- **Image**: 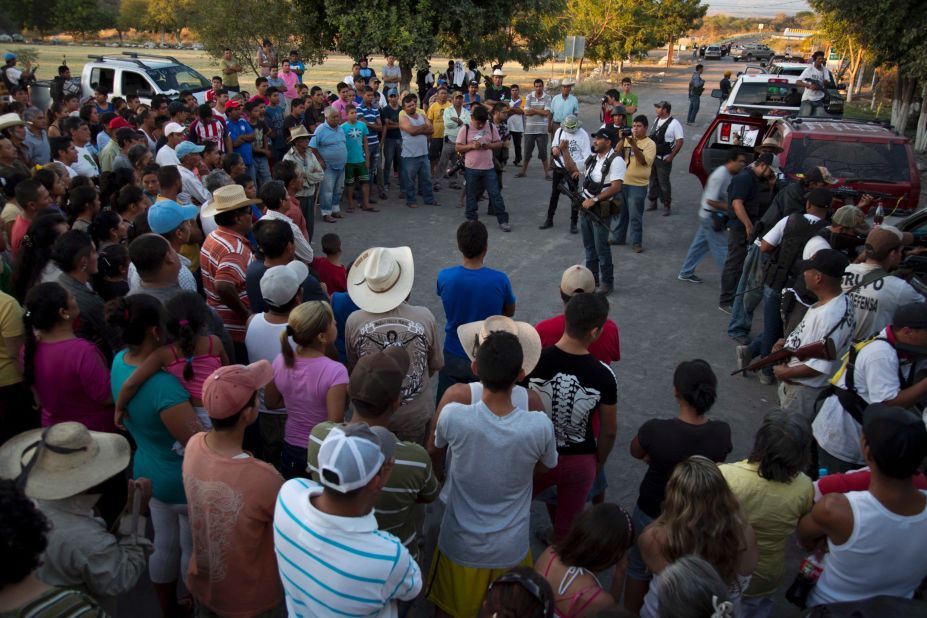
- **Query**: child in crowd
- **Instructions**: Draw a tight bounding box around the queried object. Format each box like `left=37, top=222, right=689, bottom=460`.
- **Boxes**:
left=311, top=233, right=347, bottom=294
left=341, top=105, right=374, bottom=212
left=93, top=244, right=130, bottom=301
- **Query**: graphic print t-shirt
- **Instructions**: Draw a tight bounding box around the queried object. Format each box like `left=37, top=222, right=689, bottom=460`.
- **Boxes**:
left=529, top=345, right=618, bottom=455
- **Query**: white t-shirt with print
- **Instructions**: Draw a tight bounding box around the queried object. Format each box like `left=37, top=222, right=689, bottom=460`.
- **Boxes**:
left=799, top=65, right=832, bottom=102
left=784, top=293, right=855, bottom=387
left=813, top=332, right=902, bottom=464
left=551, top=127, right=591, bottom=171
left=842, top=263, right=924, bottom=341
left=72, top=145, right=99, bottom=178
left=762, top=213, right=830, bottom=258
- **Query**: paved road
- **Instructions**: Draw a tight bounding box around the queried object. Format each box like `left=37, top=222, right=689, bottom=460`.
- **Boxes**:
left=121, top=54, right=805, bottom=617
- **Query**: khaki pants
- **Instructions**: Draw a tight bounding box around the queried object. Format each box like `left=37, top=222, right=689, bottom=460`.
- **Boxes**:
left=778, top=381, right=826, bottom=422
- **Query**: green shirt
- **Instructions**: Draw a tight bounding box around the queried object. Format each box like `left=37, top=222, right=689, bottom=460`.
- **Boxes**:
left=307, top=421, right=441, bottom=561
left=619, top=92, right=638, bottom=126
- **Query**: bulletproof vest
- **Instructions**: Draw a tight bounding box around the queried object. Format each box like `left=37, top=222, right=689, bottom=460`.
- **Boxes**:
left=650, top=116, right=675, bottom=156
left=583, top=152, right=619, bottom=196
left=763, top=213, right=828, bottom=292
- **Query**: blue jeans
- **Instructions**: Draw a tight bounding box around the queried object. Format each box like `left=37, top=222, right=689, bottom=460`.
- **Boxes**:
left=280, top=442, right=309, bottom=480
left=687, top=94, right=701, bottom=123
left=464, top=168, right=509, bottom=224
left=367, top=143, right=381, bottom=193
left=382, top=137, right=401, bottom=187
left=747, top=286, right=782, bottom=377
left=401, top=155, right=435, bottom=205
left=627, top=505, right=656, bottom=581
left=253, top=156, right=272, bottom=188
left=611, top=184, right=647, bottom=246
left=728, top=245, right=767, bottom=340
left=319, top=167, right=344, bottom=215
left=581, top=210, right=612, bottom=287
left=678, top=216, right=728, bottom=277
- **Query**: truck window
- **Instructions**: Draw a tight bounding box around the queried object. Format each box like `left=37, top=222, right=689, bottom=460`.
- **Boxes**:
left=121, top=70, right=151, bottom=96
left=90, top=67, right=115, bottom=94
left=700, top=120, right=760, bottom=177
left=733, top=83, right=803, bottom=107
left=783, top=139, right=911, bottom=182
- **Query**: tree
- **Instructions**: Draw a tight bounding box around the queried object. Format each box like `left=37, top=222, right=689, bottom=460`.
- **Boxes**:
left=647, top=0, right=707, bottom=66
left=565, top=0, right=659, bottom=74
left=147, top=0, right=184, bottom=44
left=817, top=11, right=867, bottom=103
left=0, top=0, right=56, bottom=36
left=54, top=0, right=113, bottom=37
left=118, top=0, right=152, bottom=33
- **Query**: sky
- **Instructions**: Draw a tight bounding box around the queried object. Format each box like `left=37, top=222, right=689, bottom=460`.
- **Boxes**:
left=705, top=0, right=812, bottom=17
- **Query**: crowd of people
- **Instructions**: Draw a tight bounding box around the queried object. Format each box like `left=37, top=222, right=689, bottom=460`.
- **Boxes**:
left=0, top=45, right=925, bottom=618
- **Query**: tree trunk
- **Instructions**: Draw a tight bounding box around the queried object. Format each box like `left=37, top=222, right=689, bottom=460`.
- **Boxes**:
left=577, top=57, right=585, bottom=81
left=399, top=65, right=413, bottom=92
left=891, top=75, right=916, bottom=132
left=159, top=29, right=166, bottom=45
left=870, top=69, right=879, bottom=111
left=915, top=82, right=927, bottom=153
left=854, top=62, right=865, bottom=97
left=666, top=36, right=675, bottom=66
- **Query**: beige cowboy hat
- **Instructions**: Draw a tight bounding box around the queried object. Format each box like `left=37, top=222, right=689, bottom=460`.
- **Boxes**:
left=0, top=422, right=130, bottom=500
left=757, top=137, right=783, bottom=154
left=348, top=246, right=415, bottom=314
left=491, top=69, right=506, bottom=78
left=288, top=125, right=311, bottom=143
left=457, top=315, right=542, bottom=375
left=560, top=78, right=576, bottom=87
left=200, top=184, right=262, bottom=218
left=0, top=112, right=25, bottom=131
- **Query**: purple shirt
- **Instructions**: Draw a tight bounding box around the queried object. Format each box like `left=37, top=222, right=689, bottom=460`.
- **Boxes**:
left=272, top=354, right=348, bottom=447
left=32, top=338, right=114, bottom=432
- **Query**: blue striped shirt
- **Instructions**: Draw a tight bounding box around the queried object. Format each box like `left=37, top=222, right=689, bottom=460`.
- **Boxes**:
left=273, top=479, right=421, bottom=617
left=356, top=104, right=381, bottom=147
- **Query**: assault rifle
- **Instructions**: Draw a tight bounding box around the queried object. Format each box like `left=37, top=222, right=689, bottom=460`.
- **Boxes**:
left=558, top=180, right=611, bottom=231
left=831, top=186, right=896, bottom=202
left=731, top=338, right=836, bottom=376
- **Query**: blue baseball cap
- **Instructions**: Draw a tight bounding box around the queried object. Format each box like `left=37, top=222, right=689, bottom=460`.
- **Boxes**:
left=148, top=200, right=198, bottom=234
left=175, top=141, right=205, bottom=159
left=3, top=52, right=15, bottom=62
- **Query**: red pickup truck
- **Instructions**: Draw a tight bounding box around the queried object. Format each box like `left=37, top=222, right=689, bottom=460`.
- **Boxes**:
left=689, top=115, right=921, bottom=214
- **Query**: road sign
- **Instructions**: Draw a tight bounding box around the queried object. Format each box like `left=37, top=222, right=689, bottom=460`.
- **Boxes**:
left=564, top=36, right=586, bottom=60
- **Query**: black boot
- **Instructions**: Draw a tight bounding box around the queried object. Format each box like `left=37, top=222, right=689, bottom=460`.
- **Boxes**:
left=539, top=219, right=553, bottom=229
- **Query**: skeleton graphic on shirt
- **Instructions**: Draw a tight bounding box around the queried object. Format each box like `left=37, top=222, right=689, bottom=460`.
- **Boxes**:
left=352, top=317, right=428, bottom=404
left=529, top=372, right=601, bottom=447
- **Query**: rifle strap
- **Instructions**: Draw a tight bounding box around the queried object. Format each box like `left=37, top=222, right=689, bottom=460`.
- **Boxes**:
left=845, top=267, right=890, bottom=296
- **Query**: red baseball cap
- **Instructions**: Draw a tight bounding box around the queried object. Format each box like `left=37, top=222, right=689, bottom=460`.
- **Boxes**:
left=224, top=99, right=242, bottom=111
left=202, top=361, right=273, bottom=419
left=108, top=116, right=133, bottom=130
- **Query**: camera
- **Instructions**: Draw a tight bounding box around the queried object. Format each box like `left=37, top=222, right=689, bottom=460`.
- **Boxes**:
left=619, top=127, right=633, bottom=139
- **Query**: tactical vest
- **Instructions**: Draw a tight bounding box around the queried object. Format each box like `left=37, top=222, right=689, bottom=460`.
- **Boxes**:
left=650, top=116, right=675, bottom=156
left=583, top=153, right=623, bottom=217
left=763, top=214, right=827, bottom=292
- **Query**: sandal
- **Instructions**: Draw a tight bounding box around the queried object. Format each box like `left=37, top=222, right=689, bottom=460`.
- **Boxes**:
left=361, top=206, right=380, bottom=212
left=323, top=215, right=337, bottom=223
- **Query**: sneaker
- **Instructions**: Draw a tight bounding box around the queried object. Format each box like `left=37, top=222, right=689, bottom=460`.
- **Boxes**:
left=758, top=372, right=775, bottom=385
left=500, top=222, right=512, bottom=232
left=677, top=273, right=703, bottom=284
left=539, top=219, right=553, bottom=229
left=718, top=303, right=733, bottom=314
left=735, top=345, right=753, bottom=374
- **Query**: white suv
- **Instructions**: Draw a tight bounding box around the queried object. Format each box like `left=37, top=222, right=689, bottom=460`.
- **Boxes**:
left=81, top=52, right=212, bottom=106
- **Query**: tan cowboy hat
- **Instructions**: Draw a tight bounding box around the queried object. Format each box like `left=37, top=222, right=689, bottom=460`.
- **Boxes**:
left=457, top=315, right=542, bottom=375
left=560, top=78, right=576, bottom=87
left=348, top=246, right=415, bottom=314
left=0, top=112, right=25, bottom=131
left=288, top=125, right=311, bottom=143
left=0, top=422, right=130, bottom=500
left=757, top=137, right=783, bottom=154
left=200, top=184, right=262, bottom=218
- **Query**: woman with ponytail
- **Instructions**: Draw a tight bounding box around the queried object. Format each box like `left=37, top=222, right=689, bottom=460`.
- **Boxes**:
left=106, top=293, right=201, bottom=618
left=89, top=209, right=129, bottom=249
left=65, top=185, right=100, bottom=233
left=624, top=359, right=733, bottom=613
left=114, top=291, right=226, bottom=453
left=21, top=282, right=114, bottom=432
left=11, top=209, right=68, bottom=302
left=264, top=300, right=347, bottom=479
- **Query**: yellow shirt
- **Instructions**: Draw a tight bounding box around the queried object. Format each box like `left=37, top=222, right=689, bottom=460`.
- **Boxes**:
left=0, top=291, right=24, bottom=387
left=620, top=137, right=656, bottom=187
left=426, top=101, right=452, bottom=139
left=719, top=460, right=813, bottom=596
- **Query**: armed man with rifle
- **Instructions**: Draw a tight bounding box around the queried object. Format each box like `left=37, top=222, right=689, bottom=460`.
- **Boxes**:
left=813, top=303, right=927, bottom=474
left=736, top=188, right=834, bottom=385
left=541, top=114, right=591, bottom=233
left=772, top=249, right=856, bottom=420
left=578, top=127, right=625, bottom=295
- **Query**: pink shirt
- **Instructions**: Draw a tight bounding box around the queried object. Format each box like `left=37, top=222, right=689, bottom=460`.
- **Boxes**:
left=279, top=71, right=300, bottom=100
left=456, top=120, right=499, bottom=170
left=31, top=338, right=115, bottom=432
left=331, top=99, right=350, bottom=120
left=272, top=354, right=348, bottom=447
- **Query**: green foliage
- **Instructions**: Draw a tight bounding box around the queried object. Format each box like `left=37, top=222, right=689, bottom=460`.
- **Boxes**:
left=117, top=0, right=153, bottom=32
left=647, top=0, right=707, bottom=44
left=0, top=0, right=56, bottom=35
left=566, top=0, right=660, bottom=65
left=53, top=0, right=114, bottom=36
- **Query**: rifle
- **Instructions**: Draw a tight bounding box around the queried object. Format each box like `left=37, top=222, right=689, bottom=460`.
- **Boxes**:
left=830, top=186, right=897, bottom=202
left=731, top=337, right=836, bottom=376
left=558, top=180, right=611, bottom=231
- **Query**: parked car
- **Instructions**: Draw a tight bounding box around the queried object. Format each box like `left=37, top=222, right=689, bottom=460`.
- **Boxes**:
left=80, top=52, right=211, bottom=108
left=714, top=74, right=844, bottom=118
left=732, top=44, right=774, bottom=63
left=704, top=45, right=722, bottom=60
left=689, top=116, right=920, bottom=214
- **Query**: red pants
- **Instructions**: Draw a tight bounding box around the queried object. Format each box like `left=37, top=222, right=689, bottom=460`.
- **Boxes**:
left=533, top=453, right=597, bottom=541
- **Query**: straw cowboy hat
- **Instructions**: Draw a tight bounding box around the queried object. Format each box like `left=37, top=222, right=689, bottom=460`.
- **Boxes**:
left=200, top=184, right=262, bottom=219
left=757, top=137, right=783, bottom=154
left=457, top=315, right=542, bottom=375
left=348, top=246, right=415, bottom=314
left=288, top=125, right=311, bottom=143
left=0, top=422, right=130, bottom=500
left=0, top=112, right=24, bottom=131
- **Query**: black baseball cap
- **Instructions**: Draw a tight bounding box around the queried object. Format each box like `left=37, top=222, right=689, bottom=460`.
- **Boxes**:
left=798, top=248, right=849, bottom=279
left=591, top=127, right=618, bottom=144
left=893, top=303, right=927, bottom=330
left=807, top=188, right=833, bottom=209
left=862, top=403, right=927, bottom=478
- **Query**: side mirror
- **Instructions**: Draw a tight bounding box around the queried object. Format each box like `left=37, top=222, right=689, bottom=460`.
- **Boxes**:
left=711, top=89, right=723, bottom=99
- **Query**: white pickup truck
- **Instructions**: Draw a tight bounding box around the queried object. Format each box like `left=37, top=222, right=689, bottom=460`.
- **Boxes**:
left=81, top=52, right=212, bottom=106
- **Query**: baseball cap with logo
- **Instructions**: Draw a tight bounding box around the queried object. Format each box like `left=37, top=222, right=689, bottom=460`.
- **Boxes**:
left=865, top=225, right=913, bottom=258
left=349, top=347, right=410, bottom=408
left=260, top=261, right=309, bottom=309
left=798, top=248, right=850, bottom=279
left=202, top=361, right=274, bottom=419
left=801, top=165, right=837, bottom=185
left=163, top=122, right=186, bottom=137
left=147, top=200, right=198, bottom=234
left=560, top=265, right=596, bottom=295
left=862, top=403, right=927, bottom=478
left=317, top=424, right=397, bottom=493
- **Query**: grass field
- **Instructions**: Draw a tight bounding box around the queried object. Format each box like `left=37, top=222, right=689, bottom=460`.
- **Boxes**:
left=4, top=43, right=628, bottom=93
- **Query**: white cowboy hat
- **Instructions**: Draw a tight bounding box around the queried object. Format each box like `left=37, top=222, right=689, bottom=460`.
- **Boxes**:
left=200, top=184, right=262, bottom=218
left=0, top=112, right=24, bottom=131
left=0, top=422, right=130, bottom=500
left=348, top=247, right=415, bottom=314
left=560, top=78, right=576, bottom=87
left=457, top=315, right=542, bottom=375
left=492, top=69, right=506, bottom=77
left=288, top=125, right=311, bottom=143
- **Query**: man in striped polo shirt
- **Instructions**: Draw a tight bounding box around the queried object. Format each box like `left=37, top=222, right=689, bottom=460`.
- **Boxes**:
left=308, top=347, right=441, bottom=564
left=275, top=418, right=421, bottom=615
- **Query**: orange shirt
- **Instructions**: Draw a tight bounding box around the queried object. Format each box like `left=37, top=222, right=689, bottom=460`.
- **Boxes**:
left=200, top=227, right=251, bottom=341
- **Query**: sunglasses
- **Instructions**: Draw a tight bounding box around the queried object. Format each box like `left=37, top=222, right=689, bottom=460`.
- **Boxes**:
left=488, top=571, right=553, bottom=618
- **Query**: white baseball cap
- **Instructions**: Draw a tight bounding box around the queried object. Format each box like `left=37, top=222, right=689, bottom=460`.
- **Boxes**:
left=260, top=261, right=308, bottom=309
left=163, top=122, right=186, bottom=137
left=317, top=424, right=397, bottom=493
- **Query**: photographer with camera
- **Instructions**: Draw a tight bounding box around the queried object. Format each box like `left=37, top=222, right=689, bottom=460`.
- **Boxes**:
left=541, top=114, right=591, bottom=233
left=610, top=116, right=656, bottom=253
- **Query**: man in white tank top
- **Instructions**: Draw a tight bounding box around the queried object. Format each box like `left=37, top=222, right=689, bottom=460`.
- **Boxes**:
left=798, top=403, right=927, bottom=606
